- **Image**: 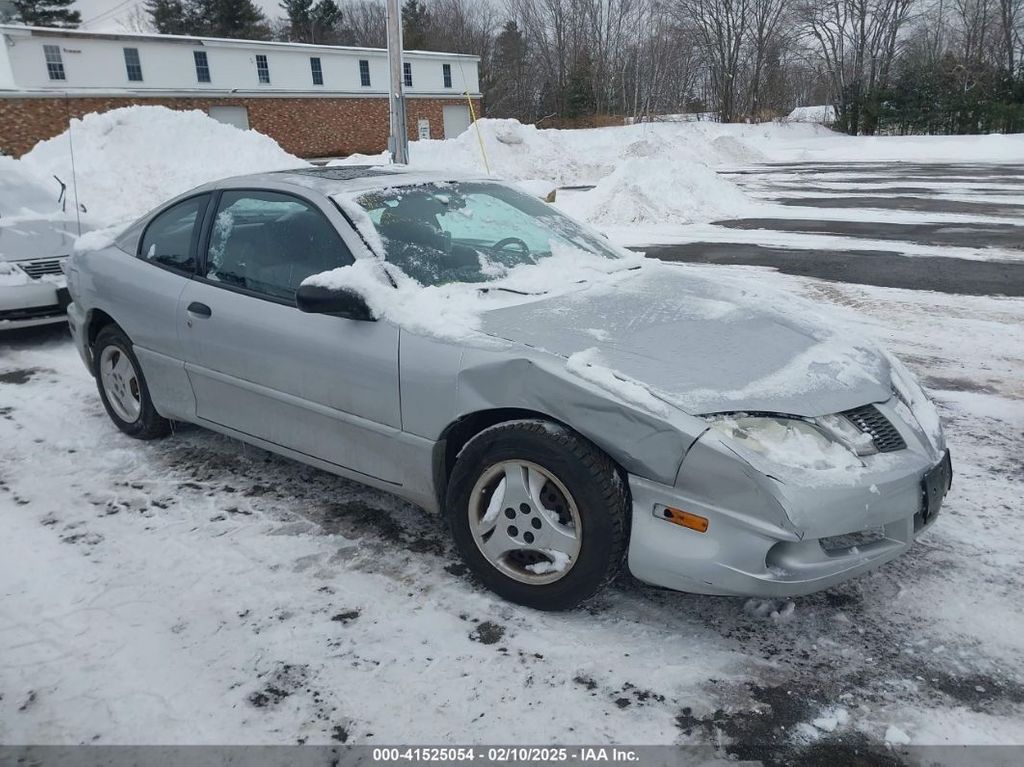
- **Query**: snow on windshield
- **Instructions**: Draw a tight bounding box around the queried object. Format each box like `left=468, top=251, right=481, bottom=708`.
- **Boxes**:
left=301, top=241, right=646, bottom=340
left=342, top=181, right=624, bottom=287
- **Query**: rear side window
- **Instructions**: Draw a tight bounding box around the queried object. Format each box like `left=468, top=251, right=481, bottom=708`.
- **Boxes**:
left=205, top=190, right=353, bottom=302
left=139, top=195, right=208, bottom=272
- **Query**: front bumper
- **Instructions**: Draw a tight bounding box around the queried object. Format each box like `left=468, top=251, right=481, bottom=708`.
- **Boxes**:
left=0, top=279, right=70, bottom=330
left=626, top=450, right=950, bottom=598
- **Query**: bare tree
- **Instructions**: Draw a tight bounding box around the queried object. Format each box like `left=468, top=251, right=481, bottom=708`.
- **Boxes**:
left=800, top=0, right=913, bottom=134
left=746, top=0, right=791, bottom=118
left=678, top=0, right=751, bottom=121
left=996, top=0, right=1023, bottom=72
left=344, top=0, right=387, bottom=47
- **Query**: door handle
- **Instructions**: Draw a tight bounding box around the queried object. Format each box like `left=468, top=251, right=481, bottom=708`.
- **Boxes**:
left=187, top=301, right=212, bottom=318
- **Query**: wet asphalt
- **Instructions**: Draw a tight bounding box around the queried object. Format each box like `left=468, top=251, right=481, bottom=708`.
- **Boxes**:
left=643, top=163, right=1024, bottom=296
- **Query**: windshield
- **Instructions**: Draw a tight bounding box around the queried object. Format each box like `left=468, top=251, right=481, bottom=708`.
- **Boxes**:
left=351, top=181, right=623, bottom=286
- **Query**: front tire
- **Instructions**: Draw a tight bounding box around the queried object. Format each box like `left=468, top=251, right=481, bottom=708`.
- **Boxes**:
left=92, top=324, right=170, bottom=440
left=446, top=420, right=628, bottom=611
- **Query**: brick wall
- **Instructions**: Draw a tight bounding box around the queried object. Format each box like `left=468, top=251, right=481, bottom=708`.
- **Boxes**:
left=0, top=95, right=482, bottom=158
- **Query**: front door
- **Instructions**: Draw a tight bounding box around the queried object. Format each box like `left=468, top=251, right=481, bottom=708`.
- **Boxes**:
left=178, top=189, right=403, bottom=483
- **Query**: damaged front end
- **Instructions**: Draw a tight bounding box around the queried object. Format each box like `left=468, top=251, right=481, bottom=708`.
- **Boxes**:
left=627, top=389, right=951, bottom=598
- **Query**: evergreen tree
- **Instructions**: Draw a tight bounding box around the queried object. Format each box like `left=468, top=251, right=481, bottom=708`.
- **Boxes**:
left=565, top=51, right=596, bottom=118
left=401, top=0, right=430, bottom=50
left=146, top=0, right=271, bottom=40
left=198, top=0, right=271, bottom=40
left=281, top=0, right=342, bottom=44
left=490, top=21, right=530, bottom=119
left=12, top=0, right=81, bottom=27
left=145, top=0, right=192, bottom=35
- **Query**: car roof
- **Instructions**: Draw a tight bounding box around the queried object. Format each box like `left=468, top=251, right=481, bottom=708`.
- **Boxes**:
left=205, top=165, right=492, bottom=198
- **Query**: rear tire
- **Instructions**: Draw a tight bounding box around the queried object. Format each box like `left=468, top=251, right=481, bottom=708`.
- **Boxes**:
left=92, top=324, right=170, bottom=440
left=446, top=420, right=628, bottom=611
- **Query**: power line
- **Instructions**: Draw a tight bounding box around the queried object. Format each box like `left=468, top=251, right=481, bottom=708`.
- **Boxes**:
left=79, top=0, right=139, bottom=29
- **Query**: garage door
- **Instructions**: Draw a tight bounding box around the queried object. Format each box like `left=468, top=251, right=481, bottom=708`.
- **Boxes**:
left=208, top=106, right=250, bottom=130
left=443, top=105, right=471, bottom=139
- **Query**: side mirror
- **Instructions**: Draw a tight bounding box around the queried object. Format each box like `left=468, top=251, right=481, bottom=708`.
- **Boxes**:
left=295, top=284, right=375, bottom=321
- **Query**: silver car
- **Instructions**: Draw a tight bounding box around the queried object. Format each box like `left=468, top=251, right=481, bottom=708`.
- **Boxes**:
left=65, top=167, right=952, bottom=610
left=0, top=220, right=78, bottom=330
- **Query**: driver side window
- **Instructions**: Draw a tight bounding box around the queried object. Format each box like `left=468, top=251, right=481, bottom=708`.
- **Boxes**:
left=205, top=191, right=353, bottom=302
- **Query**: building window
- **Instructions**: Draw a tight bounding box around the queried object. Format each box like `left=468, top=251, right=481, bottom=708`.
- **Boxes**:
left=442, top=63, right=452, bottom=88
left=310, top=57, right=323, bottom=86
left=194, top=51, right=211, bottom=83
left=123, top=48, right=143, bottom=82
left=358, top=59, right=370, bottom=87
left=43, top=45, right=65, bottom=81
left=256, top=54, right=270, bottom=84
left=403, top=61, right=412, bottom=87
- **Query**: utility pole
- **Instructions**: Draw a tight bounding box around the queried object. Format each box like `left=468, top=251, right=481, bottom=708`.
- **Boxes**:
left=386, top=0, right=409, bottom=164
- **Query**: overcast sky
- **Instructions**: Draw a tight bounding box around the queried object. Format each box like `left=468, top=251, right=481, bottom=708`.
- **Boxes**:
left=74, top=0, right=285, bottom=33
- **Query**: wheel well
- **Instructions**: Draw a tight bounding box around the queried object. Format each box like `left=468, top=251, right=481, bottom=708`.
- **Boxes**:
left=434, top=408, right=629, bottom=509
left=86, top=309, right=117, bottom=349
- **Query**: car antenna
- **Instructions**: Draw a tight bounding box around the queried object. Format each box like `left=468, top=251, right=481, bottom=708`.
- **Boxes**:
left=63, top=92, right=83, bottom=237
left=457, top=59, right=490, bottom=175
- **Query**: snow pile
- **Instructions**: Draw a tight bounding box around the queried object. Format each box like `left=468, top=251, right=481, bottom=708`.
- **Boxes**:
left=0, top=155, right=64, bottom=221
left=333, top=118, right=585, bottom=184
left=787, top=105, right=836, bottom=124
left=333, top=118, right=772, bottom=185
left=332, top=119, right=762, bottom=226
left=18, top=106, right=307, bottom=226
left=557, top=156, right=756, bottom=225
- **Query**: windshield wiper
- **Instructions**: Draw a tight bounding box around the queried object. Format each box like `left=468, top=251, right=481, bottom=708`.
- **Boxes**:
left=477, top=286, right=548, bottom=296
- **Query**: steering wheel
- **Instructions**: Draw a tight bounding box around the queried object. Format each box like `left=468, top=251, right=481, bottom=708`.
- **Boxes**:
left=490, top=237, right=532, bottom=265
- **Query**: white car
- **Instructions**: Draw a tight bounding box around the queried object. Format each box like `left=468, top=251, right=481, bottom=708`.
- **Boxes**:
left=0, top=220, right=78, bottom=329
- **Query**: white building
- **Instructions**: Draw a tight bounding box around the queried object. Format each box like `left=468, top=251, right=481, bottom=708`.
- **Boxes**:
left=0, top=24, right=482, bottom=157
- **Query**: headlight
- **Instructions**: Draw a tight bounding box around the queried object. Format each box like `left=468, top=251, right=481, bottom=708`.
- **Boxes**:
left=707, top=415, right=864, bottom=471
left=816, top=413, right=878, bottom=456
left=887, top=353, right=944, bottom=451
left=0, top=261, right=30, bottom=285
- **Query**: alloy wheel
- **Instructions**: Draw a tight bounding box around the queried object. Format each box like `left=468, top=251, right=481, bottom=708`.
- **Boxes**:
left=468, top=460, right=582, bottom=585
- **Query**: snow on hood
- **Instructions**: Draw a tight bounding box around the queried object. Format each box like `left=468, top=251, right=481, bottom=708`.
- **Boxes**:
left=305, top=245, right=892, bottom=419
left=0, top=219, right=79, bottom=264
left=481, top=263, right=893, bottom=418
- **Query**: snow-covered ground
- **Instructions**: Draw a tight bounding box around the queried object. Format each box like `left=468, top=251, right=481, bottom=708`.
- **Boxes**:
left=2, top=109, right=1024, bottom=756
left=3, top=263, right=1023, bottom=753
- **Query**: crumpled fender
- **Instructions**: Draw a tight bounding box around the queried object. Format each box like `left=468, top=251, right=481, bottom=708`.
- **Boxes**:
left=454, top=348, right=707, bottom=485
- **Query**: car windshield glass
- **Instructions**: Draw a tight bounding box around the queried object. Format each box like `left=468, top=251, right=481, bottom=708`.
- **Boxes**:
left=352, top=181, right=623, bottom=286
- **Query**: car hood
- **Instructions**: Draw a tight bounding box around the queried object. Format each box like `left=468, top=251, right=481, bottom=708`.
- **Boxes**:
left=479, top=264, right=892, bottom=418
left=0, top=219, right=81, bottom=263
